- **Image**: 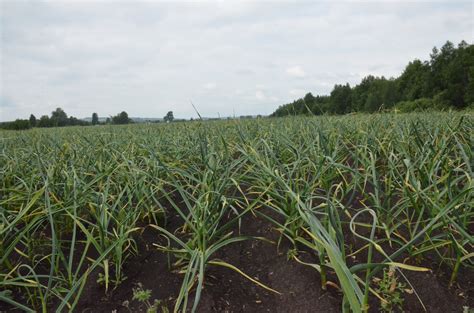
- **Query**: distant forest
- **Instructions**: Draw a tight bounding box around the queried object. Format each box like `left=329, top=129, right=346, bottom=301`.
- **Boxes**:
left=271, top=40, right=474, bottom=117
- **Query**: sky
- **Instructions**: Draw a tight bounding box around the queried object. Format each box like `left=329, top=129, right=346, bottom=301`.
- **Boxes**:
left=0, top=0, right=472, bottom=121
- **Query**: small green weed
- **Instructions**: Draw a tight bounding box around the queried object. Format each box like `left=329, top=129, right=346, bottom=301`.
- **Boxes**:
left=374, top=266, right=406, bottom=313
left=132, top=283, right=168, bottom=313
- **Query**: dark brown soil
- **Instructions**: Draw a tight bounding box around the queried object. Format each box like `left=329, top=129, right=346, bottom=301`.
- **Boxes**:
left=70, top=208, right=472, bottom=313
left=73, top=210, right=343, bottom=313
left=1, top=209, right=472, bottom=313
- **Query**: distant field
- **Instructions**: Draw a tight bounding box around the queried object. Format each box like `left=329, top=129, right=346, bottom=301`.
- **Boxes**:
left=1, top=112, right=473, bottom=312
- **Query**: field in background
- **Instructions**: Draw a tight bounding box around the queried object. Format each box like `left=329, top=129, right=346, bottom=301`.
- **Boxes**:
left=1, top=112, right=473, bottom=312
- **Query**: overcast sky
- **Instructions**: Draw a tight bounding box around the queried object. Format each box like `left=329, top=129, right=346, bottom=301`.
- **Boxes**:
left=0, top=0, right=472, bottom=121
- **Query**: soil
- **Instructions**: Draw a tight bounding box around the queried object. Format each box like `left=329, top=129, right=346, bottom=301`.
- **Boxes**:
left=73, top=210, right=343, bottom=313
left=70, top=208, right=472, bottom=313
left=1, top=208, right=472, bottom=313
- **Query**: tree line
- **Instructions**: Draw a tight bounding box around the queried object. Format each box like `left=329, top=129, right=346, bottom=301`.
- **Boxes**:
left=0, top=109, right=175, bottom=130
left=0, top=108, right=88, bottom=130
left=271, top=40, right=473, bottom=117
left=0, top=109, right=132, bottom=130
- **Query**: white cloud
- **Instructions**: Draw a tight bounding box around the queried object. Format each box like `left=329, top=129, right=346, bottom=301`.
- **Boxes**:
left=286, top=66, right=306, bottom=78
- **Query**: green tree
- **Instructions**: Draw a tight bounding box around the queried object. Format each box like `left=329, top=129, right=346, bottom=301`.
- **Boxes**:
left=164, top=111, right=174, bottom=122
left=51, top=108, right=68, bottom=127
left=329, top=84, right=352, bottom=114
left=29, top=114, right=37, bottom=127
left=38, top=115, right=51, bottom=127
left=68, top=116, right=88, bottom=126
left=397, top=60, right=430, bottom=101
left=360, top=77, right=399, bottom=112
left=445, top=41, right=474, bottom=108
left=303, top=93, right=316, bottom=114
left=112, top=111, right=131, bottom=124
left=465, top=66, right=474, bottom=106
left=352, top=75, right=376, bottom=111
left=92, top=112, right=99, bottom=125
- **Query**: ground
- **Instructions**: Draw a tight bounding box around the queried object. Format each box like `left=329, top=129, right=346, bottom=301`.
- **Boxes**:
left=73, top=210, right=473, bottom=313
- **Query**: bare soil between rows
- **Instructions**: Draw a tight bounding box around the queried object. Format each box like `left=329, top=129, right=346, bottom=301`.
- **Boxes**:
left=72, top=210, right=472, bottom=313
left=1, top=207, right=472, bottom=313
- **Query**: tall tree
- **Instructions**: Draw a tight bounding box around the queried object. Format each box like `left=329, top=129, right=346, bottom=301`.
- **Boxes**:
left=397, top=60, right=430, bottom=101
left=465, top=66, right=474, bottom=106
left=51, top=108, right=68, bottom=127
left=112, top=111, right=131, bottom=124
left=164, top=111, right=174, bottom=122
left=92, top=112, right=99, bottom=125
left=29, top=114, right=37, bottom=127
left=329, top=84, right=352, bottom=114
